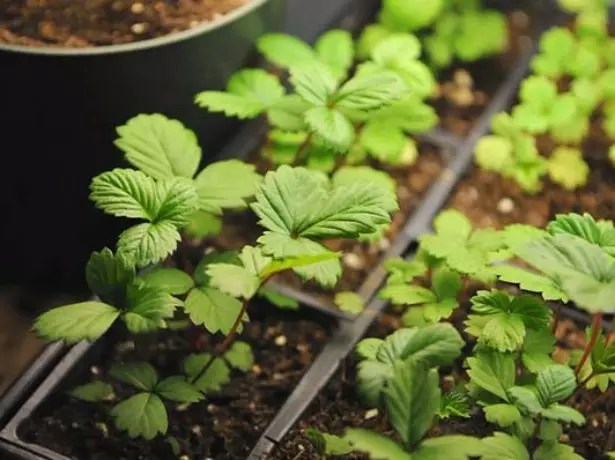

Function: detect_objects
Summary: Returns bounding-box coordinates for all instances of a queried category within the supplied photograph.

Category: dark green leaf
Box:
[413,435,484,460]
[140,268,194,295]
[184,287,245,335]
[536,364,576,406]
[223,341,254,372]
[183,353,230,392]
[257,287,299,310]
[480,432,529,460]
[109,362,158,391]
[70,381,114,402]
[111,393,167,440]
[507,386,543,414]
[467,351,515,401]
[155,376,203,403]
[85,248,135,300]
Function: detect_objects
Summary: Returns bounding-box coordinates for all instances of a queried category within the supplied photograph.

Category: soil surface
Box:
[271,283,613,459]
[0,0,249,47]
[19,304,330,459]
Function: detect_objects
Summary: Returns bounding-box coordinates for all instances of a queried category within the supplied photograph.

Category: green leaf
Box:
[183,353,231,392]
[538,419,562,442]
[257,33,317,69]
[194,160,261,214]
[111,393,167,440]
[184,210,222,239]
[360,121,406,163]
[109,362,158,391]
[259,251,342,278]
[306,428,353,455]
[257,286,299,310]
[372,34,421,65]
[413,436,484,460]
[356,338,384,361]
[305,107,355,152]
[226,69,285,107]
[385,361,440,448]
[507,386,543,414]
[493,265,568,302]
[184,287,245,335]
[223,341,254,372]
[356,23,394,60]
[547,147,589,191]
[206,263,260,299]
[290,61,337,106]
[541,403,585,425]
[343,428,411,460]
[467,351,515,401]
[479,315,526,353]
[117,222,180,268]
[534,442,583,460]
[115,114,201,180]
[522,352,555,374]
[400,323,464,368]
[484,404,522,427]
[155,376,204,403]
[123,283,181,333]
[380,284,436,305]
[335,71,406,110]
[35,301,120,344]
[70,381,114,402]
[239,246,272,277]
[474,135,513,172]
[536,364,576,406]
[437,390,471,419]
[383,258,426,285]
[519,76,557,109]
[357,359,392,407]
[548,213,615,256]
[252,165,397,239]
[315,29,354,80]
[334,291,365,314]
[85,248,135,300]
[333,166,397,194]
[432,269,462,301]
[480,432,529,460]
[140,268,194,295]
[194,92,263,119]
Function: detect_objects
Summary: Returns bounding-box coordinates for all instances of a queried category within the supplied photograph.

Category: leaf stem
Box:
[575,312,603,376]
[292,132,314,167]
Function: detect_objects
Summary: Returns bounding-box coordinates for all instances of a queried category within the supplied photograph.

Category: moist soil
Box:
[19,304,330,460]
[0,0,249,47]
[271,283,614,460]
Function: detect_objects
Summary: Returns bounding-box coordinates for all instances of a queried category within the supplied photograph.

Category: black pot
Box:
[0,0,284,295]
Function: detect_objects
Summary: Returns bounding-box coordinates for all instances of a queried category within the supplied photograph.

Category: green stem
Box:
[575,312,603,376]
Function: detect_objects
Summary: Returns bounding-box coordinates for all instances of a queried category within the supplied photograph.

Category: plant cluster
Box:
[33,111,399,441]
[474,3,615,193]
[309,210,615,458]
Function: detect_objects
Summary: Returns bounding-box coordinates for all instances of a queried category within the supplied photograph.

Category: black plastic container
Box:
[0,0,285,295]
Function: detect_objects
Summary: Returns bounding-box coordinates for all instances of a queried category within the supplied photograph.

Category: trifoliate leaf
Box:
[257,33,317,69]
[115,114,201,180]
[184,287,245,335]
[155,376,203,403]
[290,61,337,106]
[547,147,589,191]
[534,442,583,460]
[35,301,120,344]
[334,291,365,314]
[252,165,397,239]
[193,160,261,214]
[223,341,254,372]
[306,428,353,455]
[261,252,343,278]
[480,432,529,460]
[123,283,181,333]
[109,362,158,391]
[467,350,515,401]
[413,435,484,460]
[474,135,514,172]
[438,390,471,419]
[70,381,114,402]
[484,404,522,427]
[183,353,231,392]
[111,393,167,440]
[371,34,421,65]
[385,360,440,448]
[85,248,135,301]
[140,268,194,295]
[315,29,354,81]
[305,107,355,152]
[343,428,411,460]
[536,364,576,406]
[206,263,260,299]
[541,403,585,425]
[258,287,300,310]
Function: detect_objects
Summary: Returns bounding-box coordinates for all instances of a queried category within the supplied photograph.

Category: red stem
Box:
[575,312,603,376]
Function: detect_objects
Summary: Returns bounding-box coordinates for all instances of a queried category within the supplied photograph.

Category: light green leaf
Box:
[480,432,529,460]
[522,352,555,374]
[223,341,254,372]
[305,107,355,152]
[183,353,231,392]
[334,291,365,314]
[123,283,181,334]
[117,222,181,268]
[493,265,567,302]
[184,210,222,239]
[140,268,194,295]
[85,248,135,300]
[379,284,436,305]
[111,393,167,440]
[534,442,583,460]
[35,301,120,344]
[474,135,513,172]
[357,359,393,407]
[541,403,585,425]
[259,251,342,279]
[257,33,317,69]
[400,323,464,368]
[194,92,264,119]
[239,246,272,277]
[548,212,615,256]
[115,114,201,180]
[437,390,471,420]
[356,338,383,361]
[372,34,421,65]
[109,362,158,391]
[257,287,299,310]
[155,376,204,403]
[539,419,563,442]
[484,404,522,427]
[193,160,261,214]
[315,29,354,80]
[507,386,543,414]
[226,68,285,108]
[467,351,515,401]
[480,314,526,353]
[359,121,406,163]
[306,427,353,455]
[335,71,406,110]
[547,147,589,191]
[385,361,440,448]
[70,381,114,402]
[333,166,396,194]
[343,428,411,460]
[206,263,260,299]
[184,287,245,335]
[290,61,338,106]
[536,364,576,406]
[413,436,483,460]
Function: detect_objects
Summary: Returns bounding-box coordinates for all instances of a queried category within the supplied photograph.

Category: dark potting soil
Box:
[271,282,614,459]
[0,0,249,47]
[18,305,330,459]
[205,145,445,308]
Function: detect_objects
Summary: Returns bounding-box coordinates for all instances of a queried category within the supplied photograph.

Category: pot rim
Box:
[0,0,270,57]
